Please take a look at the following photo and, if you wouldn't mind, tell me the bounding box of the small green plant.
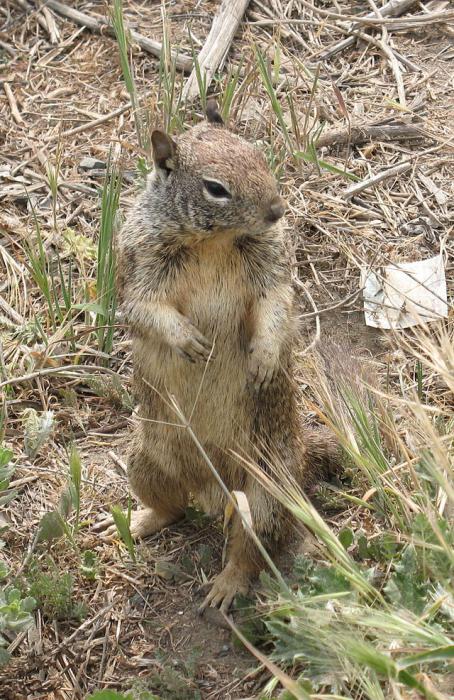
[254,45,292,152]
[80,549,99,580]
[0,445,16,510]
[259,544,453,698]
[35,449,102,583]
[37,509,72,545]
[68,444,81,531]
[25,213,57,332]
[217,59,244,123]
[26,557,86,621]
[110,505,136,562]
[25,205,78,348]
[38,445,84,545]
[62,226,97,266]
[416,359,424,401]
[144,652,201,700]
[136,156,152,184]
[189,32,208,112]
[254,44,358,182]
[0,565,36,666]
[22,408,54,459]
[46,139,63,231]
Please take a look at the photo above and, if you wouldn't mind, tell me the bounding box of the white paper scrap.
[362,253,449,329]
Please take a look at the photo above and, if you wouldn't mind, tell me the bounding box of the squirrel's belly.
[136,333,251,448]
[137,269,253,445]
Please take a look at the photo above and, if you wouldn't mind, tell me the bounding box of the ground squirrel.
[115,101,339,612]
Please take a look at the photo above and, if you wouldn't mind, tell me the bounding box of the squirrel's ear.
[206,99,224,126]
[151,130,177,180]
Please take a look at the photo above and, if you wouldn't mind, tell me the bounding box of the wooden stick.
[382,42,406,108]
[8,474,39,489]
[108,450,128,477]
[42,0,193,73]
[182,0,250,101]
[55,101,132,140]
[318,0,417,60]
[40,4,61,44]
[14,0,60,44]
[342,161,412,199]
[391,49,421,72]
[0,39,17,57]
[3,82,24,124]
[0,363,120,390]
[316,123,423,149]
[250,9,454,28]
[0,293,25,325]
[366,0,406,108]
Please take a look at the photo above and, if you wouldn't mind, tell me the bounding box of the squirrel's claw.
[174,323,215,363]
[247,344,278,391]
[92,514,117,541]
[198,562,250,615]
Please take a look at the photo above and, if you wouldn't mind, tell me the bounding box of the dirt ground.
[0,0,453,698]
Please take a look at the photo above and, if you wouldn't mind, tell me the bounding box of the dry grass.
[0,0,453,698]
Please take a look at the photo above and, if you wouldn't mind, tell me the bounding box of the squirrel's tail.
[301,339,377,485]
[301,423,342,486]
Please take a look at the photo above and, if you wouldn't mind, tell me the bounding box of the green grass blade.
[69,445,81,530]
[96,157,121,355]
[110,505,136,562]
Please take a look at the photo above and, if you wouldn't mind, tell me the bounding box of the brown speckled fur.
[116,105,340,610]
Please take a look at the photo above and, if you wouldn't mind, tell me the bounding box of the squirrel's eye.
[203,179,231,199]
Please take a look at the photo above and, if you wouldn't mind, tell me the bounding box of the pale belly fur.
[133,243,255,508]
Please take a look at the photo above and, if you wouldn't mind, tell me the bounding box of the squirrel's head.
[149,100,285,238]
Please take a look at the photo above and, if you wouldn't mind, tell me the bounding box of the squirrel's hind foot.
[198,560,250,615]
[94,507,182,541]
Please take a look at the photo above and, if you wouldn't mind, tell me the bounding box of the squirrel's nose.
[265,196,285,222]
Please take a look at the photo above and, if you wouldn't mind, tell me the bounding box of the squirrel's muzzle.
[265,196,285,223]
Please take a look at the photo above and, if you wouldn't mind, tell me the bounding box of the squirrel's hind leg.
[199,476,289,614]
[127,439,188,538]
[95,434,188,540]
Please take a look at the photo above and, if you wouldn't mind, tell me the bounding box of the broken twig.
[0,295,25,325]
[366,0,406,107]
[0,40,17,57]
[318,0,417,60]
[342,161,412,199]
[183,0,250,101]
[43,0,192,72]
[316,122,423,149]
[15,0,60,44]
[54,101,132,140]
[3,82,24,124]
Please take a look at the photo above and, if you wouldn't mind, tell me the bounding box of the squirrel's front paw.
[247,340,279,391]
[173,320,215,363]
